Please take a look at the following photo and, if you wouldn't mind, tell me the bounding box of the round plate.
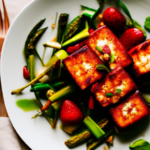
[1,0,150,150]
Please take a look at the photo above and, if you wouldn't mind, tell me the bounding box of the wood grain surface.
[0,81,8,117]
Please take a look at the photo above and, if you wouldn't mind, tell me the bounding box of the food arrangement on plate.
[11,0,150,149]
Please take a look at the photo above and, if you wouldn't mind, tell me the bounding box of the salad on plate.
[11,0,150,149]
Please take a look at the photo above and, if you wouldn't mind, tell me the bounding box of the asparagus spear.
[65,118,109,148]
[86,127,114,150]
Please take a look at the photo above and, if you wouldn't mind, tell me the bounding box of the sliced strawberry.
[60,100,84,126]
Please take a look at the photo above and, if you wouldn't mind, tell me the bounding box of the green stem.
[62,21,89,47]
[11,50,68,94]
[83,116,105,139]
[87,127,114,150]
[49,84,77,103]
[29,55,35,81]
[65,118,109,148]
[34,92,53,127]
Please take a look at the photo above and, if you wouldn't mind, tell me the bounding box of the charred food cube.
[63,45,105,90]
[128,38,150,77]
[109,91,150,131]
[84,25,132,68]
[91,65,137,107]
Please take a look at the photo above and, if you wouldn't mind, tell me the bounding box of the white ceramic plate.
[1,0,150,150]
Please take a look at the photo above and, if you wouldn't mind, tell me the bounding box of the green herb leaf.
[129,139,150,149]
[133,20,147,39]
[105,93,113,97]
[110,53,115,63]
[116,89,122,94]
[115,0,133,23]
[96,46,103,53]
[96,64,110,73]
[144,16,150,31]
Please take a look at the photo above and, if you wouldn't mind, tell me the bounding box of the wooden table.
[0,81,8,117]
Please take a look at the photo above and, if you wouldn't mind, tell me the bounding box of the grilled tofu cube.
[91,65,137,107]
[84,25,132,68]
[109,91,150,131]
[63,45,105,90]
[128,38,150,77]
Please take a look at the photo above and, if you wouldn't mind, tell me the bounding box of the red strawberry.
[60,100,84,126]
[103,7,126,31]
[119,28,144,51]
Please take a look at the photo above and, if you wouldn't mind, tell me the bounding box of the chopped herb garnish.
[96,64,110,73]
[105,93,113,97]
[96,46,103,53]
[116,89,122,94]
[144,16,150,31]
[110,53,115,63]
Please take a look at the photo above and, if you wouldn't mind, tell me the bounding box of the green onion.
[110,53,115,63]
[62,20,89,47]
[81,5,96,19]
[83,116,105,139]
[115,89,122,94]
[96,46,103,53]
[11,50,68,94]
[105,93,113,97]
[28,55,35,81]
[96,64,110,73]
[49,84,77,103]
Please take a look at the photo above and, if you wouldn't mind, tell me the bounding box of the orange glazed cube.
[91,65,137,107]
[109,91,150,131]
[84,25,132,68]
[128,38,150,77]
[63,45,105,90]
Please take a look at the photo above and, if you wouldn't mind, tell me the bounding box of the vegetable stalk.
[62,20,89,47]
[41,84,77,110]
[83,116,105,139]
[65,118,109,148]
[86,127,114,150]
[11,50,68,94]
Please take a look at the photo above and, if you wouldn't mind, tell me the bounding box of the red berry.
[103,7,126,31]
[119,28,144,51]
[88,28,95,34]
[23,66,30,79]
[60,100,84,126]
[102,45,111,55]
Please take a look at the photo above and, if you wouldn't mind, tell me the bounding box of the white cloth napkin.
[0,0,32,149]
[0,117,30,150]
